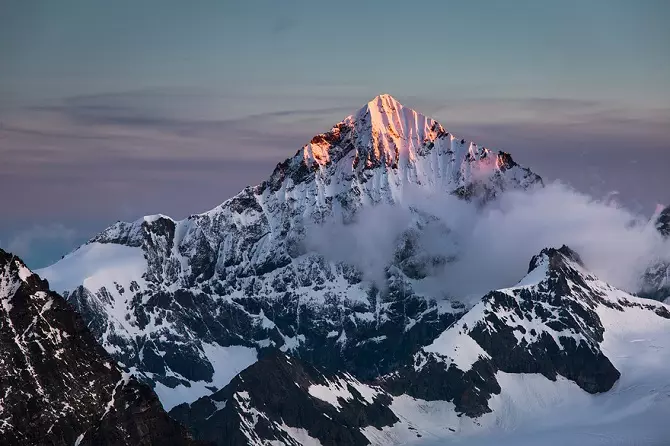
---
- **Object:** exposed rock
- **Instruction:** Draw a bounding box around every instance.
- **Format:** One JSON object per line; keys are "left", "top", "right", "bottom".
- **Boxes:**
{"left": 38, "top": 94, "right": 539, "bottom": 408}
{"left": 0, "top": 249, "right": 201, "bottom": 446}
{"left": 638, "top": 205, "right": 670, "bottom": 302}
{"left": 383, "top": 246, "right": 668, "bottom": 417}
{"left": 170, "top": 351, "right": 397, "bottom": 446}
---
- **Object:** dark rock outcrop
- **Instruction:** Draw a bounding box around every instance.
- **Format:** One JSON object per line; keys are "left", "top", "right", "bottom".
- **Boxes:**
{"left": 382, "top": 246, "right": 668, "bottom": 417}
{"left": 639, "top": 206, "right": 670, "bottom": 302}
{"left": 0, "top": 249, "right": 202, "bottom": 446}
{"left": 656, "top": 206, "right": 670, "bottom": 238}
{"left": 170, "top": 351, "right": 397, "bottom": 446}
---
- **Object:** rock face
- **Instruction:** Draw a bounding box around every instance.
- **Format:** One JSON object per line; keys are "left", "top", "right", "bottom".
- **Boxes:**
{"left": 168, "top": 246, "right": 670, "bottom": 445}
{"left": 37, "top": 94, "right": 542, "bottom": 409}
{"left": 385, "top": 246, "right": 639, "bottom": 417}
{"left": 0, "top": 249, "right": 201, "bottom": 446}
{"left": 170, "top": 351, "right": 398, "bottom": 446}
{"left": 656, "top": 205, "right": 670, "bottom": 238}
{"left": 639, "top": 205, "right": 670, "bottom": 302}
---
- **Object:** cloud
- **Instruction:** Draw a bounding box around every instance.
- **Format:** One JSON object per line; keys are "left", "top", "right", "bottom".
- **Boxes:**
{"left": 307, "top": 182, "right": 670, "bottom": 303}
{"left": 0, "top": 89, "right": 356, "bottom": 163}
{"left": 1, "top": 88, "right": 668, "bottom": 234}
{"left": 4, "top": 224, "right": 77, "bottom": 260}
{"left": 438, "top": 183, "right": 668, "bottom": 298}
{"left": 1, "top": 90, "right": 668, "bottom": 279}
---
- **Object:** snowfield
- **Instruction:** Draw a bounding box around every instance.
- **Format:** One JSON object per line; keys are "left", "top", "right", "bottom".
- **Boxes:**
{"left": 365, "top": 269, "right": 670, "bottom": 445}
{"left": 366, "top": 332, "right": 670, "bottom": 445}
{"left": 153, "top": 343, "right": 258, "bottom": 410}
{"left": 37, "top": 242, "right": 147, "bottom": 298}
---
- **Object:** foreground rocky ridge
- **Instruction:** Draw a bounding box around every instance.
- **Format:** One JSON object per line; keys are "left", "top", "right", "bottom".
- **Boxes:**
{"left": 38, "top": 94, "right": 542, "bottom": 408}
{"left": 0, "top": 249, "right": 201, "bottom": 446}
{"left": 170, "top": 351, "right": 398, "bottom": 446}
{"left": 167, "top": 246, "right": 670, "bottom": 445}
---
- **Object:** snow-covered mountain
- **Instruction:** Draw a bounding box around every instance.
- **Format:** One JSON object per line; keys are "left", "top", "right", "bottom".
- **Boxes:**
{"left": 169, "top": 246, "right": 670, "bottom": 445}
{"left": 37, "top": 94, "right": 542, "bottom": 409}
{"left": 0, "top": 249, "right": 201, "bottom": 446}
{"left": 34, "top": 94, "right": 670, "bottom": 444}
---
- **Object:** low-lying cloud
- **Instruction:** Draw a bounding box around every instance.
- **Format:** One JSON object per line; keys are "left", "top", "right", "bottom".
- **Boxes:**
{"left": 308, "top": 182, "right": 670, "bottom": 302}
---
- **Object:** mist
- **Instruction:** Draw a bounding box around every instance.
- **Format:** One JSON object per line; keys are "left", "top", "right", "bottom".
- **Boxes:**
{"left": 307, "top": 182, "right": 670, "bottom": 302}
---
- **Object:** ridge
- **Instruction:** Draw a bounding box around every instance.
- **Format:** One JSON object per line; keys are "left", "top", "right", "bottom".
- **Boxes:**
{"left": 37, "top": 94, "right": 544, "bottom": 411}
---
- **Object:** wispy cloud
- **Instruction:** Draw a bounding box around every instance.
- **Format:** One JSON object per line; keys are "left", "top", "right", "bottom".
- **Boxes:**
{"left": 309, "top": 182, "right": 670, "bottom": 300}
{"left": 2, "top": 224, "right": 77, "bottom": 262}
{"left": 1, "top": 88, "right": 668, "bottom": 231}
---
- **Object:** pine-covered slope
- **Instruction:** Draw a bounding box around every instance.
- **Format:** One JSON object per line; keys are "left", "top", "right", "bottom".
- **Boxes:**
{"left": 37, "top": 94, "right": 542, "bottom": 409}
{"left": 0, "top": 249, "right": 202, "bottom": 446}
{"left": 169, "top": 246, "right": 670, "bottom": 445}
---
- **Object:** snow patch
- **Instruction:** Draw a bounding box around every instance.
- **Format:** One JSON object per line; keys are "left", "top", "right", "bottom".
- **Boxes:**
{"left": 153, "top": 344, "right": 257, "bottom": 410}
{"left": 36, "top": 242, "right": 147, "bottom": 296}
{"left": 308, "top": 376, "right": 379, "bottom": 410}
{"left": 277, "top": 422, "right": 323, "bottom": 446}
{"left": 422, "top": 302, "right": 490, "bottom": 371}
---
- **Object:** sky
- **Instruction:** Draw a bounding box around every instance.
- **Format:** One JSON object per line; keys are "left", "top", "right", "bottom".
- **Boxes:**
{"left": 1, "top": 0, "right": 669, "bottom": 268}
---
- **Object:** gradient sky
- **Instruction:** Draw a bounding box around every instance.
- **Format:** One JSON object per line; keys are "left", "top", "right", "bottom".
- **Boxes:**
{"left": 1, "top": 0, "right": 669, "bottom": 268}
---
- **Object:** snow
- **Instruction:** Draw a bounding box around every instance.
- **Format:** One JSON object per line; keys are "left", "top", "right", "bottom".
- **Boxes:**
{"left": 363, "top": 395, "right": 467, "bottom": 445}
{"left": 370, "top": 268, "right": 670, "bottom": 445}
{"left": 143, "top": 214, "right": 172, "bottom": 224}
{"left": 308, "top": 376, "right": 380, "bottom": 410}
{"left": 33, "top": 95, "right": 542, "bottom": 426}
{"left": 422, "top": 302, "right": 490, "bottom": 371}
{"left": 276, "top": 423, "right": 323, "bottom": 446}
{"left": 36, "top": 242, "right": 147, "bottom": 297}
{"left": 30, "top": 95, "right": 668, "bottom": 444}
{"left": 347, "top": 378, "right": 379, "bottom": 404}
{"left": 101, "top": 373, "right": 131, "bottom": 419}
{"left": 308, "top": 381, "right": 352, "bottom": 410}
{"left": 512, "top": 256, "right": 549, "bottom": 288}
{"left": 0, "top": 260, "right": 25, "bottom": 312}
{"left": 453, "top": 354, "right": 670, "bottom": 446}
{"left": 0, "top": 263, "right": 47, "bottom": 397}
{"left": 153, "top": 344, "right": 257, "bottom": 410}
{"left": 16, "top": 264, "right": 32, "bottom": 282}
{"left": 73, "top": 433, "right": 85, "bottom": 446}
{"left": 279, "top": 334, "right": 305, "bottom": 352}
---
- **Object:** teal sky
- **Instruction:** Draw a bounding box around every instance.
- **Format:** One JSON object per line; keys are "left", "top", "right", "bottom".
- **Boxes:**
{"left": 1, "top": 0, "right": 669, "bottom": 267}
{"left": 2, "top": 0, "right": 669, "bottom": 105}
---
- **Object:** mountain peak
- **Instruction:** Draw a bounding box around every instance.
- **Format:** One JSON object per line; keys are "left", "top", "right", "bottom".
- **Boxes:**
{"left": 358, "top": 93, "right": 432, "bottom": 133}
{"left": 371, "top": 92, "right": 398, "bottom": 101}
{"left": 527, "top": 245, "right": 585, "bottom": 275}
{"left": 655, "top": 205, "right": 670, "bottom": 238}
{"left": 1, "top": 250, "right": 202, "bottom": 445}
{"left": 364, "top": 93, "right": 404, "bottom": 111}
{"left": 0, "top": 248, "right": 35, "bottom": 292}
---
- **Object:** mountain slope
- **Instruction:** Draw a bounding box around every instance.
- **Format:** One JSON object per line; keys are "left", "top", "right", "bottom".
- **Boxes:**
{"left": 639, "top": 205, "right": 670, "bottom": 303}
{"left": 37, "top": 94, "right": 542, "bottom": 409}
{"left": 0, "top": 248, "right": 202, "bottom": 446}
{"left": 168, "top": 246, "right": 670, "bottom": 445}
{"left": 170, "top": 351, "right": 398, "bottom": 446}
